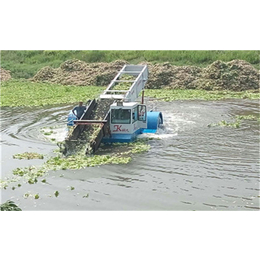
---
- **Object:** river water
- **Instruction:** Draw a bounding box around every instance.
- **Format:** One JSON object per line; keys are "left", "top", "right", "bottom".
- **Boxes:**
{"left": 0, "top": 99, "right": 259, "bottom": 210}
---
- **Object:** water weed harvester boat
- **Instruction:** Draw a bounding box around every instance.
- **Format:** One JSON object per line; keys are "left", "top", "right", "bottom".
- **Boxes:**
{"left": 64, "top": 65, "right": 163, "bottom": 154}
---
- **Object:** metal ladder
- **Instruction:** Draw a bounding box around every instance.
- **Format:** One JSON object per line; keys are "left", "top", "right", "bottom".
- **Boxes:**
{"left": 99, "top": 65, "right": 148, "bottom": 102}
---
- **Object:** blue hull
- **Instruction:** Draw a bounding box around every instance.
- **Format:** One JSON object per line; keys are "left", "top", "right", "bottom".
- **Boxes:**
{"left": 102, "top": 129, "right": 143, "bottom": 143}
{"left": 67, "top": 110, "right": 163, "bottom": 143}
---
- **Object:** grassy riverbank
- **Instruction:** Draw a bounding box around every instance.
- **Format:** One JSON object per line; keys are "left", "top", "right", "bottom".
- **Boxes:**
{"left": 1, "top": 50, "right": 259, "bottom": 79}
{"left": 1, "top": 79, "right": 259, "bottom": 107}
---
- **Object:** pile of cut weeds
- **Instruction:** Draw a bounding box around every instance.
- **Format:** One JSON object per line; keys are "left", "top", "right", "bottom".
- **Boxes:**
{"left": 0, "top": 68, "right": 11, "bottom": 81}
{"left": 32, "top": 59, "right": 259, "bottom": 91}
{"left": 32, "top": 59, "right": 127, "bottom": 86}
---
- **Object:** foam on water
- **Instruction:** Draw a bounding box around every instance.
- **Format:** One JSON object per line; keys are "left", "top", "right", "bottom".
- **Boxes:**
{"left": 41, "top": 126, "right": 68, "bottom": 143}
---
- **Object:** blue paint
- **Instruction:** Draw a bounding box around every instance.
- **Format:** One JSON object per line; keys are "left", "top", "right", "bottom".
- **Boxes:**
{"left": 141, "top": 129, "right": 157, "bottom": 134}
{"left": 102, "top": 129, "right": 143, "bottom": 143}
{"left": 67, "top": 111, "right": 77, "bottom": 126}
{"left": 147, "top": 111, "right": 163, "bottom": 129}
{"left": 67, "top": 110, "right": 164, "bottom": 143}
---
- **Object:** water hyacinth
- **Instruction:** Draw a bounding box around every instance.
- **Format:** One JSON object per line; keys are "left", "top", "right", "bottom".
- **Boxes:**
{"left": 208, "top": 114, "right": 259, "bottom": 128}
{"left": 46, "top": 153, "right": 132, "bottom": 170}
{"left": 0, "top": 200, "right": 22, "bottom": 211}
{"left": 1, "top": 80, "right": 105, "bottom": 107}
{"left": 13, "top": 166, "right": 46, "bottom": 177}
{"left": 0, "top": 139, "right": 150, "bottom": 190}
{"left": 145, "top": 89, "right": 260, "bottom": 101}
{"left": 13, "top": 152, "right": 44, "bottom": 160}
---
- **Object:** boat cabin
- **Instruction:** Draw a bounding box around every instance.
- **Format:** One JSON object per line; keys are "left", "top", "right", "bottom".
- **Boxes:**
{"left": 110, "top": 101, "right": 147, "bottom": 135}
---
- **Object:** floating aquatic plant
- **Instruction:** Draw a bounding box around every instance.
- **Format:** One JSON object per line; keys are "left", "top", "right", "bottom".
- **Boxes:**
{"left": 0, "top": 180, "right": 8, "bottom": 190}
{"left": 2, "top": 139, "right": 150, "bottom": 190}
{"left": 208, "top": 114, "right": 259, "bottom": 128}
{"left": 0, "top": 200, "right": 22, "bottom": 211}
{"left": 43, "top": 131, "right": 54, "bottom": 136}
{"left": 13, "top": 166, "right": 46, "bottom": 177}
{"left": 24, "top": 193, "right": 30, "bottom": 199}
{"left": 127, "top": 141, "right": 150, "bottom": 154}
{"left": 46, "top": 153, "right": 132, "bottom": 170}
{"left": 208, "top": 120, "right": 241, "bottom": 128}
{"left": 13, "top": 152, "right": 44, "bottom": 160}
{"left": 53, "top": 137, "right": 150, "bottom": 170}
{"left": 1, "top": 80, "right": 105, "bottom": 107}
{"left": 145, "top": 89, "right": 260, "bottom": 101}
{"left": 28, "top": 178, "right": 38, "bottom": 184}
{"left": 235, "top": 115, "right": 259, "bottom": 121}
{"left": 12, "top": 165, "right": 47, "bottom": 187}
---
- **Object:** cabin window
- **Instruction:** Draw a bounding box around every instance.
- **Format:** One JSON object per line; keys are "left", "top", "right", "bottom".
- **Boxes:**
{"left": 111, "top": 109, "right": 131, "bottom": 124}
{"left": 132, "top": 107, "right": 138, "bottom": 123}
{"left": 138, "top": 105, "right": 146, "bottom": 121}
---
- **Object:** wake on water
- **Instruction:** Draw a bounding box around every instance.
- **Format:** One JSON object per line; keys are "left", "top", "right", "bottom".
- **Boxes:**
{"left": 42, "top": 110, "right": 197, "bottom": 144}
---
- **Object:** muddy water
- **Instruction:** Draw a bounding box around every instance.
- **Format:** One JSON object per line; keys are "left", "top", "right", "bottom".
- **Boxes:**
{"left": 0, "top": 99, "right": 259, "bottom": 210}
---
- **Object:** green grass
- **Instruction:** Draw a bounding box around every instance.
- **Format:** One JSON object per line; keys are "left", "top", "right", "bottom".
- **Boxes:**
{"left": 1, "top": 50, "right": 259, "bottom": 79}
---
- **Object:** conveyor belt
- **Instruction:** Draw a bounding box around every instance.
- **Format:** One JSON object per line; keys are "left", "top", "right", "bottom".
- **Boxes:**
{"left": 63, "top": 99, "right": 113, "bottom": 155}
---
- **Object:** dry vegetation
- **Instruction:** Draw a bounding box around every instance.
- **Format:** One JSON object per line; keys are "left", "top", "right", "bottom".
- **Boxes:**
{"left": 32, "top": 59, "right": 259, "bottom": 91}
{"left": 0, "top": 68, "right": 11, "bottom": 81}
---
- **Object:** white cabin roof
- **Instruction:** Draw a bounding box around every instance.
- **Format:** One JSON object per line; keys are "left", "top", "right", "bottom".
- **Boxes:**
{"left": 110, "top": 102, "right": 139, "bottom": 109}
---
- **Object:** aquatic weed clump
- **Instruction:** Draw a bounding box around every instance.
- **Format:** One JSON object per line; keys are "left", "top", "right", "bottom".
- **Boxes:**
{"left": 13, "top": 152, "right": 44, "bottom": 160}
{"left": 49, "top": 139, "right": 150, "bottom": 170}
{"left": 208, "top": 114, "right": 260, "bottom": 128}
{"left": 0, "top": 80, "right": 104, "bottom": 107}
{"left": 0, "top": 200, "right": 22, "bottom": 211}
{"left": 12, "top": 165, "right": 47, "bottom": 185}
{"left": 145, "top": 89, "right": 260, "bottom": 101}
{"left": 118, "top": 140, "right": 150, "bottom": 155}
{"left": 0, "top": 139, "right": 150, "bottom": 190}
{"left": 46, "top": 153, "right": 132, "bottom": 170}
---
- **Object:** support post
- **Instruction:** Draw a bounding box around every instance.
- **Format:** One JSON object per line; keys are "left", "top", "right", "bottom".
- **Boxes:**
{"left": 141, "top": 90, "right": 144, "bottom": 104}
